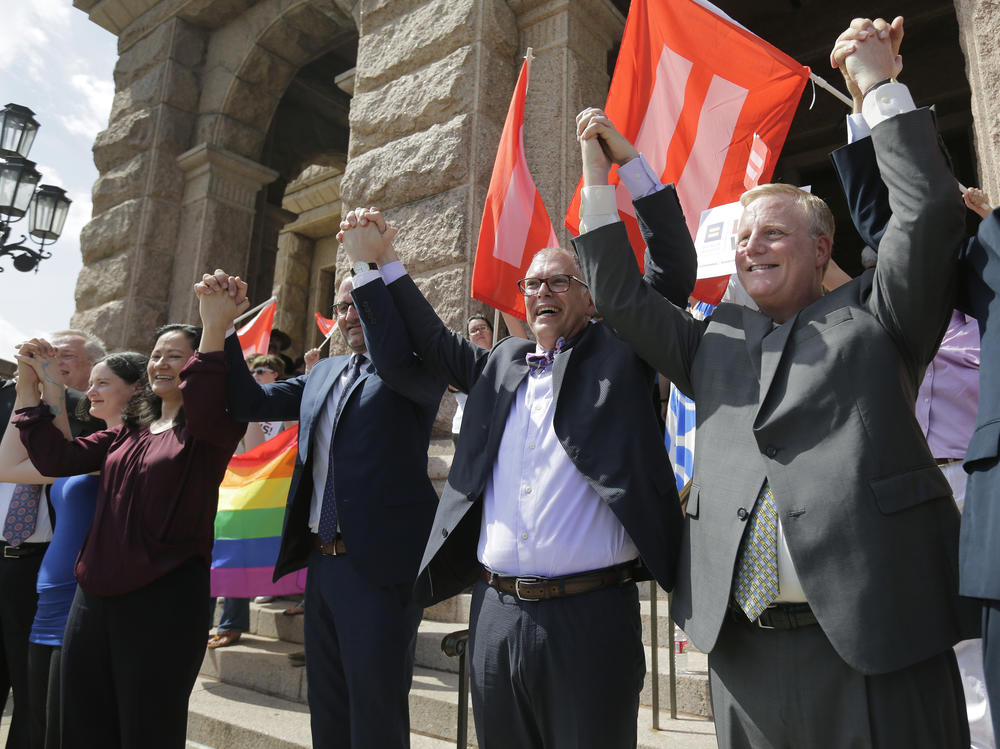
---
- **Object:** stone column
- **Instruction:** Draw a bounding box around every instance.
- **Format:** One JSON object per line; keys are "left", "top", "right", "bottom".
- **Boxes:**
{"left": 954, "top": 0, "right": 1000, "bottom": 200}
{"left": 278, "top": 166, "right": 345, "bottom": 353}
{"left": 170, "top": 143, "right": 279, "bottom": 323}
{"left": 72, "top": 17, "right": 207, "bottom": 351}
{"left": 342, "top": 0, "right": 519, "bottom": 333}
{"left": 512, "top": 0, "right": 625, "bottom": 248}
{"left": 273, "top": 230, "right": 317, "bottom": 356}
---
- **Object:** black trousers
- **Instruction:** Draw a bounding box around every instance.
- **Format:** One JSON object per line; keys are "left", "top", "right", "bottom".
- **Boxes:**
{"left": 710, "top": 613, "right": 970, "bottom": 749}
{"left": 26, "top": 644, "right": 59, "bottom": 749}
{"left": 303, "top": 549, "right": 422, "bottom": 749}
{"left": 60, "top": 559, "right": 210, "bottom": 749}
{"left": 468, "top": 578, "right": 645, "bottom": 749}
{"left": 0, "top": 552, "right": 43, "bottom": 749}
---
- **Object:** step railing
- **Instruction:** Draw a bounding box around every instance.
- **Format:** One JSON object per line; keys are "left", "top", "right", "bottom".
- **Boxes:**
{"left": 440, "top": 629, "right": 470, "bottom": 748}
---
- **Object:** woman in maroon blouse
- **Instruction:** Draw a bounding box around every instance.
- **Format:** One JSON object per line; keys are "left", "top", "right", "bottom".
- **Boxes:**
{"left": 14, "top": 323, "right": 245, "bottom": 749}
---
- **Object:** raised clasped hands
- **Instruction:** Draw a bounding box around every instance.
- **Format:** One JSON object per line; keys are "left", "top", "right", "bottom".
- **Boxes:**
{"left": 193, "top": 269, "right": 250, "bottom": 331}
{"left": 14, "top": 338, "right": 63, "bottom": 394}
{"left": 338, "top": 207, "right": 399, "bottom": 266}
{"left": 576, "top": 108, "right": 639, "bottom": 186}
{"left": 831, "top": 16, "right": 904, "bottom": 110}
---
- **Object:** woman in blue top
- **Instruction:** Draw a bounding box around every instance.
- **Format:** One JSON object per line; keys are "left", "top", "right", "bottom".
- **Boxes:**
{"left": 0, "top": 351, "right": 147, "bottom": 749}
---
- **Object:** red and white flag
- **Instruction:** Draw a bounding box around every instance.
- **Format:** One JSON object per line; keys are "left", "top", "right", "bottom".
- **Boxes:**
{"left": 236, "top": 297, "right": 277, "bottom": 357}
{"left": 471, "top": 49, "right": 559, "bottom": 320}
{"left": 565, "top": 0, "right": 809, "bottom": 305}
{"left": 314, "top": 312, "right": 336, "bottom": 337}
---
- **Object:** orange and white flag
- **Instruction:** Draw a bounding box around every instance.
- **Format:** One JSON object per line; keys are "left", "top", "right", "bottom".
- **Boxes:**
{"left": 236, "top": 297, "right": 277, "bottom": 357}
{"left": 565, "top": 0, "right": 809, "bottom": 305}
{"left": 471, "top": 49, "right": 559, "bottom": 320}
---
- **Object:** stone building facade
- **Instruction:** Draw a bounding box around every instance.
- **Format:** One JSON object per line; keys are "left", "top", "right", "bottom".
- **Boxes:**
{"left": 70, "top": 0, "right": 999, "bottom": 403}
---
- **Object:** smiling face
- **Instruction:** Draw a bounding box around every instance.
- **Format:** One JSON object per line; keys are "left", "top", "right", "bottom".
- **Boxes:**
{"left": 86, "top": 362, "right": 140, "bottom": 427}
{"left": 523, "top": 250, "right": 595, "bottom": 351}
{"left": 335, "top": 277, "right": 367, "bottom": 354}
{"left": 735, "top": 194, "right": 831, "bottom": 323}
{"left": 51, "top": 335, "right": 94, "bottom": 391}
{"left": 147, "top": 331, "right": 196, "bottom": 401}
{"left": 467, "top": 318, "right": 493, "bottom": 350}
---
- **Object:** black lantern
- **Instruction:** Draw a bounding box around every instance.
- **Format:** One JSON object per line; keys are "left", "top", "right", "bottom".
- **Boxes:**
{"left": 0, "top": 104, "right": 39, "bottom": 159}
{"left": 0, "top": 104, "right": 70, "bottom": 273}
{"left": 29, "top": 185, "right": 71, "bottom": 242}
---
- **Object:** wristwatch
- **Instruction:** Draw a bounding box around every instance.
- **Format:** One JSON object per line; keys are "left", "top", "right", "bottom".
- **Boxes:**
{"left": 351, "top": 261, "right": 378, "bottom": 277}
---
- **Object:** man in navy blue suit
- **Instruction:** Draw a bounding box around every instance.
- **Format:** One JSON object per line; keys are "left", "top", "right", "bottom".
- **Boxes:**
{"left": 195, "top": 270, "right": 444, "bottom": 749}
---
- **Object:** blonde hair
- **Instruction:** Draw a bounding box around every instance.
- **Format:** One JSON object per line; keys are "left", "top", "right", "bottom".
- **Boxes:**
{"left": 740, "top": 183, "right": 835, "bottom": 240}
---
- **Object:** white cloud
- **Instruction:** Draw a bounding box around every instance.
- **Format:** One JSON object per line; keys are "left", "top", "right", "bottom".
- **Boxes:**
{"left": 0, "top": 0, "right": 73, "bottom": 84}
{"left": 60, "top": 73, "right": 115, "bottom": 140}
{"left": 0, "top": 316, "right": 47, "bottom": 363}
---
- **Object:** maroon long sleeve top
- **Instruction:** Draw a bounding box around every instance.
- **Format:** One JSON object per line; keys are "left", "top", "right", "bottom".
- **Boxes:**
{"left": 14, "top": 351, "right": 246, "bottom": 596}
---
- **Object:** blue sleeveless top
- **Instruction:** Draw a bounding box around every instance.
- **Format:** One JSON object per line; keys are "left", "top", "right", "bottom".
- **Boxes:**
{"left": 29, "top": 475, "right": 98, "bottom": 646}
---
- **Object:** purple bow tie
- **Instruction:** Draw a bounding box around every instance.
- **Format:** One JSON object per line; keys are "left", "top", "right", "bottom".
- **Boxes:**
{"left": 525, "top": 337, "right": 566, "bottom": 372}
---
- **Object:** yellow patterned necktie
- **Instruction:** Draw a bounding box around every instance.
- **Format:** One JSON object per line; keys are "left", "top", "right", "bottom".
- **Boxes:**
{"left": 732, "top": 481, "right": 779, "bottom": 620}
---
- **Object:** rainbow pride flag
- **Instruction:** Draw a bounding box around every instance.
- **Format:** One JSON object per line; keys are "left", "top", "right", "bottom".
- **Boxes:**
{"left": 210, "top": 426, "right": 307, "bottom": 597}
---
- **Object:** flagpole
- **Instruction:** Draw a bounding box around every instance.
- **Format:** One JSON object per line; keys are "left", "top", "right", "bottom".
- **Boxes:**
{"left": 234, "top": 296, "right": 277, "bottom": 326}
{"left": 809, "top": 73, "right": 853, "bottom": 109}
{"left": 317, "top": 326, "right": 337, "bottom": 351}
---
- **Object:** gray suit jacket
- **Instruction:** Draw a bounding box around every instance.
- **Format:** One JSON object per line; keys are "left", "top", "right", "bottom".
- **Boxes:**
{"left": 574, "top": 107, "right": 979, "bottom": 675}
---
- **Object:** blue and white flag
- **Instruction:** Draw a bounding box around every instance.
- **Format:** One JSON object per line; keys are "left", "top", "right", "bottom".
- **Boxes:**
{"left": 665, "top": 299, "right": 717, "bottom": 490}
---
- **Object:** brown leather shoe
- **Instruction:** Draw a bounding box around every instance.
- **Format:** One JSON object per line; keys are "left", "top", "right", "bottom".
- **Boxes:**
{"left": 207, "top": 630, "right": 242, "bottom": 649}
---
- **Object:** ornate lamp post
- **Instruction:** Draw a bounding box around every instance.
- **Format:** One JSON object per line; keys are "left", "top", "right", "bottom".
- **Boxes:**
{"left": 0, "top": 104, "right": 72, "bottom": 273}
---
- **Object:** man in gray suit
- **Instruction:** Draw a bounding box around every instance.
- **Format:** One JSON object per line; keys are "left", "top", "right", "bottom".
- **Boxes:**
{"left": 573, "top": 18, "right": 977, "bottom": 748}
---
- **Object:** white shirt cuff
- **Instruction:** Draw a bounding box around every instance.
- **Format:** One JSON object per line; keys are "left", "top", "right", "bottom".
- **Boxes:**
{"left": 579, "top": 185, "right": 619, "bottom": 234}
{"left": 862, "top": 82, "right": 916, "bottom": 130}
{"left": 351, "top": 268, "right": 382, "bottom": 287}
{"left": 846, "top": 113, "right": 871, "bottom": 144}
{"left": 380, "top": 260, "right": 406, "bottom": 284}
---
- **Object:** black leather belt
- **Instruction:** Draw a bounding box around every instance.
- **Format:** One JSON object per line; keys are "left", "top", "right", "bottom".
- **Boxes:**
{"left": 730, "top": 602, "right": 817, "bottom": 630}
{"left": 1, "top": 542, "right": 48, "bottom": 559}
{"left": 312, "top": 534, "right": 347, "bottom": 556}
{"left": 479, "top": 560, "right": 638, "bottom": 601}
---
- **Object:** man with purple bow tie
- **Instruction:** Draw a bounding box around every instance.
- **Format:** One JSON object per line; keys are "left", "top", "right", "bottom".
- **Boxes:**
{"left": 340, "top": 204, "right": 693, "bottom": 749}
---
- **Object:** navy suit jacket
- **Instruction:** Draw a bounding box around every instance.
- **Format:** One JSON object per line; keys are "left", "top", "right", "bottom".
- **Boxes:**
{"left": 832, "top": 134, "right": 1000, "bottom": 599}
{"left": 223, "top": 323, "right": 444, "bottom": 587}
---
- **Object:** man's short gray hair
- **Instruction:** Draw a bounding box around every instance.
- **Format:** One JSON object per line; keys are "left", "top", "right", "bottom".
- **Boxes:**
{"left": 50, "top": 329, "right": 107, "bottom": 364}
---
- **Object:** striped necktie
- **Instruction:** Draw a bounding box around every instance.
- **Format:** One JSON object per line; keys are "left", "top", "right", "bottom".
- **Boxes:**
{"left": 317, "top": 355, "right": 365, "bottom": 545}
{"left": 732, "top": 481, "right": 779, "bottom": 620}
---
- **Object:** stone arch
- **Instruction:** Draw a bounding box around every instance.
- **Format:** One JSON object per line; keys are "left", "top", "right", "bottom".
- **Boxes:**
{"left": 195, "top": 0, "right": 358, "bottom": 163}
{"left": 167, "top": 0, "right": 359, "bottom": 326}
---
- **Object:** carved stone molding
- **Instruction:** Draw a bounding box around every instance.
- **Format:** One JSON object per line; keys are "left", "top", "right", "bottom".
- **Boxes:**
{"left": 177, "top": 142, "right": 279, "bottom": 210}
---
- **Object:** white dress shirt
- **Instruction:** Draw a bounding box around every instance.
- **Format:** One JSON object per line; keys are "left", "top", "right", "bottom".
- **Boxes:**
{"left": 476, "top": 353, "right": 638, "bottom": 577}
{"left": 308, "top": 353, "right": 369, "bottom": 533}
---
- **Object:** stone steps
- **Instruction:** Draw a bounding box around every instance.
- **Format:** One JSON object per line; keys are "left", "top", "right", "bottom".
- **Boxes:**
{"left": 186, "top": 675, "right": 454, "bottom": 749}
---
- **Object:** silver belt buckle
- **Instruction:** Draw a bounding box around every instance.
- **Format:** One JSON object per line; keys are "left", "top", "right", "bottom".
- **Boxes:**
{"left": 513, "top": 576, "right": 542, "bottom": 601}
{"left": 755, "top": 604, "right": 777, "bottom": 630}
{"left": 3, "top": 546, "right": 19, "bottom": 559}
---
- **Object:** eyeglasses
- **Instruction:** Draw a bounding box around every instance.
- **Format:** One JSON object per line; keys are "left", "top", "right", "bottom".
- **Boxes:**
{"left": 468, "top": 325, "right": 490, "bottom": 336}
{"left": 251, "top": 368, "right": 276, "bottom": 376}
{"left": 516, "top": 274, "right": 588, "bottom": 296}
{"left": 332, "top": 301, "right": 355, "bottom": 317}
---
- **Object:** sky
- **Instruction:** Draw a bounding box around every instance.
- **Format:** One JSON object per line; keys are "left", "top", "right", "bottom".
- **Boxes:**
{"left": 0, "top": 0, "right": 117, "bottom": 359}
